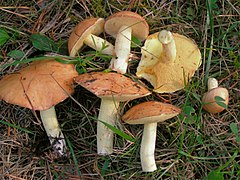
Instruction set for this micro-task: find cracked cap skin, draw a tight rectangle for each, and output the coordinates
[74,72,151,101]
[0,59,78,110]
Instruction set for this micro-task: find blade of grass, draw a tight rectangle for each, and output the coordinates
[218,150,238,171]
[0,119,34,134]
[66,137,82,178]
[0,56,55,69]
[204,0,215,85]
[97,119,135,142]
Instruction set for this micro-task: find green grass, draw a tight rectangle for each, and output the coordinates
[0,0,240,179]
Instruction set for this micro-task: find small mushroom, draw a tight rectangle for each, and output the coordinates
[104,11,149,74]
[68,18,114,57]
[137,30,202,93]
[202,77,229,113]
[122,101,181,172]
[0,59,78,157]
[74,72,150,155]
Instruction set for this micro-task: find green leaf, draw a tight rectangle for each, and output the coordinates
[30,33,58,52]
[101,158,110,175]
[230,122,238,134]
[98,119,135,142]
[179,105,196,124]
[210,0,218,10]
[0,29,10,46]
[131,35,142,48]
[205,170,224,180]
[236,135,240,143]
[183,105,195,116]
[214,96,225,102]
[214,96,227,109]
[76,65,87,74]
[216,101,227,109]
[7,50,25,60]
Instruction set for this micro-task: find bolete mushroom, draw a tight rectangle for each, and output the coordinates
[0,59,78,157]
[122,101,181,172]
[74,72,150,155]
[68,18,114,57]
[202,77,229,113]
[104,11,149,74]
[137,30,201,93]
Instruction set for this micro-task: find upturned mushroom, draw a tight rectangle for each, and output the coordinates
[202,77,229,113]
[137,30,201,93]
[74,72,150,155]
[104,11,149,74]
[0,59,78,157]
[122,101,181,172]
[68,18,114,57]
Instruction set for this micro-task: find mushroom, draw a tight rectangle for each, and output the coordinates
[74,72,151,155]
[137,30,202,93]
[202,77,229,113]
[0,59,78,157]
[104,11,149,74]
[68,18,114,57]
[122,101,181,172]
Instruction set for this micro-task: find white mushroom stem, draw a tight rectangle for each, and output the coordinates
[40,106,67,157]
[208,77,218,90]
[109,25,132,74]
[140,123,157,172]
[158,30,176,63]
[84,34,114,55]
[97,99,120,155]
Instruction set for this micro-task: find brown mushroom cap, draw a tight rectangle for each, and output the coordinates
[137,32,202,93]
[74,72,151,101]
[202,87,229,114]
[0,59,78,110]
[68,18,105,57]
[122,101,181,124]
[104,11,149,41]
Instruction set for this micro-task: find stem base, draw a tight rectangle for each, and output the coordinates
[40,106,67,157]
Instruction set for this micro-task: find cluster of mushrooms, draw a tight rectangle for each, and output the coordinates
[0,11,229,172]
